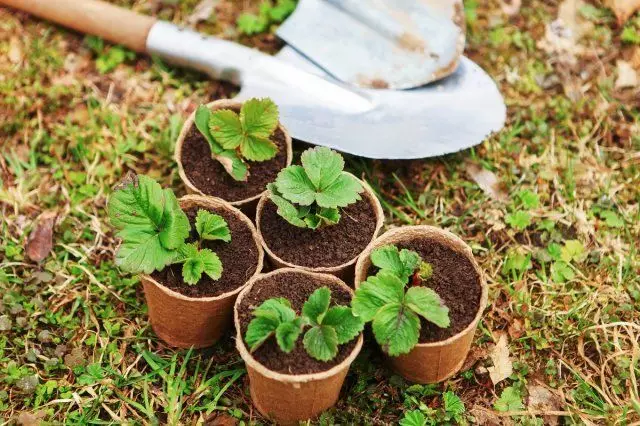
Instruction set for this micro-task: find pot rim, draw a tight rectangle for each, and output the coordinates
[354,225,488,350]
[174,99,294,207]
[234,268,364,383]
[141,194,265,303]
[255,175,384,273]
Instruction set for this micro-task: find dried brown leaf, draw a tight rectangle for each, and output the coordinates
[465,162,508,202]
[615,60,639,89]
[9,37,22,64]
[487,333,513,385]
[25,211,57,263]
[187,0,218,26]
[528,384,563,425]
[605,0,640,25]
[502,0,522,16]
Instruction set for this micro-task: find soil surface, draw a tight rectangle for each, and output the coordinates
[180,106,288,202]
[367,237,482,343]
[258,196,378,268]
[151,206,260,298]
[237,271,359,374]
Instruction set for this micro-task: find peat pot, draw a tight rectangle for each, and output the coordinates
[175,99,293,214]
[141,195,264,348]
[255,176,384,282]
[354,225,488,383]
[234,268,364,425]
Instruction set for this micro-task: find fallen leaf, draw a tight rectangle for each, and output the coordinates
[487,333,513,385]
[538,0,593,65]
[16,411,45,426]
[605,0,640,25]
[9,37,23,64]
[205,412,238,426]
[615,60,639,89]
[25,211,57,263]
[460,346,489,372]
[502,0,522,16]
[630,47,640,69]
[508,318,525,339]
[528,384,563,425]
[465,163,508,202]
[187,0,218,26]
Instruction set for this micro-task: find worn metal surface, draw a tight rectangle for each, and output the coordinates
[277,0,465,89]
[147,21,505,159]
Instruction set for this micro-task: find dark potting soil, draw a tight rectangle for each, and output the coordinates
[236,271,359,375]
[179,108,288,202]
[258,196,378,268]
[367,237,482,344]
[151,207,260,298]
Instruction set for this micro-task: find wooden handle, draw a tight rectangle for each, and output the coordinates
[1,0,157,52]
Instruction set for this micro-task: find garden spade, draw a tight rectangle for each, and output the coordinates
[1,0,506,159]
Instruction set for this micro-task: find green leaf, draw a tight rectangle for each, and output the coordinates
[551,261,575,283]
[404,286,450,328]
[505,210,531,231]
[372,303,420,356]
[304,214,322,230]
[275,318,304,353]
[209,109,244,150]
[179,244,222,284]
[236,12,269,35]
[317,207,340,225]
[303,325,338,361]
[199,248,222,281]
[399,410,427,426]
[216,150,248,182]
[194,105,223,155]
[547,243,562,261]
[108,174,190,274]
[302,287,331,325]
[352,271,405,322]
[253,298,296,323]
[599,210,624,228]
[322,306,364,344]
[269,0,297,22]
[517,189,539,209]
[267,184,307,228]
[494,386,524,412]
[115,228,177,274]
[195,210,231,242]
[275,165,316,206]
[159,189,191,250]
[245,316,278,351]
[443,391,465,419]
[417,261,433,280]
[502,249,531,277]
[370,245,421,282]
[315,173,363,208]
[561,239,586,263]
[240,135,278,161]
[241,98,279,139]
[301,146,344,190]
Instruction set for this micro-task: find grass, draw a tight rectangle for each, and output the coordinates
[1,0,639,424]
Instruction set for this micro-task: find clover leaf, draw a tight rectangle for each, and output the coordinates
[108,174,190,274]
[268,147,363,229]
[353,264,450,356]
[244,286,364,361]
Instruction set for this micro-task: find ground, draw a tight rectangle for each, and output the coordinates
[1,0,639,424]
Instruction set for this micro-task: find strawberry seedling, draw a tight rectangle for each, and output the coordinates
[352,244,450,356]
[268,146,364,229]
[107,174,230,285]
[245,287,363,361]
[194,98,280,181]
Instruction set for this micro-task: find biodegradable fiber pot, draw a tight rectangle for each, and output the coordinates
[234,268,364,425]
[175,99,293,211]
[354,225,488,384]
[141,195,264,348]
[255,176,384,281]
